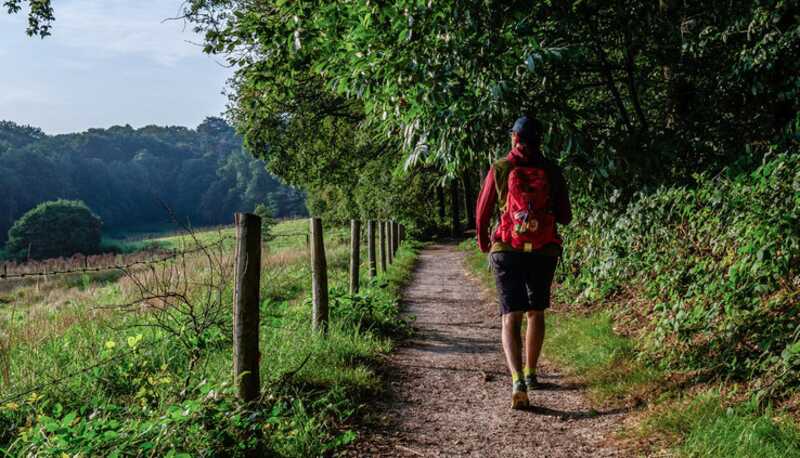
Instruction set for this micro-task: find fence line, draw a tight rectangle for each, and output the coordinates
[2,216,408,408]
[0,237,232,281]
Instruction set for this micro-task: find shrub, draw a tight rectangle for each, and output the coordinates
[5,199,103,260]
[558,152,800,399]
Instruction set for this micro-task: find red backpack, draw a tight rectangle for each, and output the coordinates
[493,159,561,252]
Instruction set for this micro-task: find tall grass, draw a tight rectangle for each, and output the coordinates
[0,220,420,456]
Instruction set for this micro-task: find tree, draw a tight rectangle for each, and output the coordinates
[184,0,799,206]
[4,0,55,37]
[6,199,102,260]
[253,203,276,242]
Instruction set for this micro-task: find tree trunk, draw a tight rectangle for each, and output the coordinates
[437,186,446,220]
[450,180,461,237]
[586,17,634,132]
[622,18,649,132]
[463,174,476,230]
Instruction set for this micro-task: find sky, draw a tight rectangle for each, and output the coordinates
[0,0,233,134]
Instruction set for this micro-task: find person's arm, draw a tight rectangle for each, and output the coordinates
[476,166,498,252]
[553,167,572,225]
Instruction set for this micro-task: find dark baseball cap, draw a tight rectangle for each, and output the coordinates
[510,116,541,143]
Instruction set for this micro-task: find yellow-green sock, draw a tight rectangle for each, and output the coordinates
[511,371,522,383]
[523,366,536,378]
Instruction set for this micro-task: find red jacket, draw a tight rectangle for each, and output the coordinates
[475,148,572,253]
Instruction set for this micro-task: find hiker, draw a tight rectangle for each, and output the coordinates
[475,116,572,409]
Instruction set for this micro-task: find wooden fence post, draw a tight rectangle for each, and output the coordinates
[387,220,394,265]
[379,220,387,273]
[233,212,262,402]
[349,219,361,294]
[392,221,400,255]
[310,217,329,332]
[367,220,377,278]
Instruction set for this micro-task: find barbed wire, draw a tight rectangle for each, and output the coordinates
[0,236,233,281]
[271,232,308,238]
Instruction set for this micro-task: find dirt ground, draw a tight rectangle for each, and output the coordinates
[343,243,628,457]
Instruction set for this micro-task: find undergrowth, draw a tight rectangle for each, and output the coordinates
[559,152,800,400]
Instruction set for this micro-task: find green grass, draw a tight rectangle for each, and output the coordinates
[640,392,800,458]
[0,219,421,456]
[458,239,800,457]
[544,311,661,403]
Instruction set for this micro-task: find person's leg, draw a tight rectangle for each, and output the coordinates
[502,310,529,408]
[490,251,530,408]
[502,311,524,376]
[523,254,559,385]
[524,310,545,372]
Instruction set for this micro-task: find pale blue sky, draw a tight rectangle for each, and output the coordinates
[0,0,232,134]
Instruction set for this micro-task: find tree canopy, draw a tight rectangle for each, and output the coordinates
[8,1,798,228]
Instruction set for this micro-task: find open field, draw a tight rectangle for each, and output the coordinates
[0,219,420,456]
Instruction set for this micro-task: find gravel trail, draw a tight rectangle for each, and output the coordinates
[344,243,626,457]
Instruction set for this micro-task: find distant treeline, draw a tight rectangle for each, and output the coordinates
[0,117,307,243]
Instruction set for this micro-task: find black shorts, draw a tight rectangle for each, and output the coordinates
[490,251,559,314]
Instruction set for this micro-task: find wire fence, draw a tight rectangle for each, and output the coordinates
[0,236,233,281]
[0,217,390,408]
[0,236,235,406]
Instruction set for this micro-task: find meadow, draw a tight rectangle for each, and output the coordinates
[0,219,419,456]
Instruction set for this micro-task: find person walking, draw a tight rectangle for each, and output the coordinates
[475,116,572,409]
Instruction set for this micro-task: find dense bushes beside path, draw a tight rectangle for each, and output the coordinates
[558,152,800,400]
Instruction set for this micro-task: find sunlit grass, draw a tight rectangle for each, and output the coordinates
[637,391,800,458]
[0,218,420,456]
[543,310,662,404]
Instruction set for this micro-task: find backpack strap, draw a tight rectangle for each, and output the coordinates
[493,158,513,212]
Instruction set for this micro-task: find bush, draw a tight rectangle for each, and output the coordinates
[5,199,103,260]
[558,152,800,399]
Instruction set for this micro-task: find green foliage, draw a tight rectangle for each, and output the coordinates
[558,152,800,399]
[642,392,800,458]
[185,0,800,204]
[6,199,102,260]
[0,118,307,245]
[3,0,54,37]
[253,203,277,241]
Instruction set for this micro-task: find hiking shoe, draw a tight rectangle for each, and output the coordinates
[511,379,529,409]
[524,373,539,390]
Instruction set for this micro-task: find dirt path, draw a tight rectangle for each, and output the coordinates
[345,243,626,457]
